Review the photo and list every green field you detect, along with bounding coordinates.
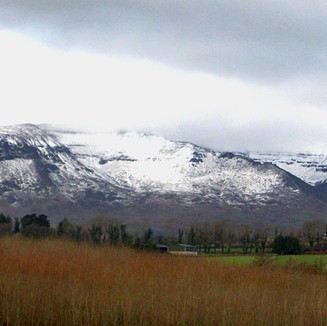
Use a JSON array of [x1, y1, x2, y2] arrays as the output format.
[[207, 254, 327, 269]]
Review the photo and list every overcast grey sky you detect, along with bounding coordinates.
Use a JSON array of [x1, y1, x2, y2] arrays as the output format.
[[0, 0, 326, 152]]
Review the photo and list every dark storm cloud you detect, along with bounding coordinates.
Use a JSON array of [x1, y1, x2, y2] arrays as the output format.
[[0, 0, 326, 82]]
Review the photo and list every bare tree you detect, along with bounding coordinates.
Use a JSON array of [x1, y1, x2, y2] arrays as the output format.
[[196, 223, 214, 253], [212, 220, 228, 253], [226, 222, 236, 253], [302, 219, 326, 251], [106, 224, 120, 246], [253, 223, 270, 253], [88, 224, 103, 245], [239, 224, 251, 254], [178, 228, 184, 244], [187, 226, 197, 246]]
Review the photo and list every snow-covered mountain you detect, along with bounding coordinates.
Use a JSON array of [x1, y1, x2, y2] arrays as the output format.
[[48, 126, 313, 205], [249, 152, 327, 186], [0, 124, 99, 196], [0, 124, 134, 216], [0, 124, 325, 228]]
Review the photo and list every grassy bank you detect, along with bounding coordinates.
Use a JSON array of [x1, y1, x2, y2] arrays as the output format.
[[208, 253, 327, 269], [0, 236, 327, 325]]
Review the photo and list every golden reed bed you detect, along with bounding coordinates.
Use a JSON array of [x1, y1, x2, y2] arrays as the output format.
[[0, 237, 326, 325]]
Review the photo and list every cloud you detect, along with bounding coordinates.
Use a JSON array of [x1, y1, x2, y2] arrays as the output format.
[[0, 1, 326, 153], [0, 0, 326, 83]]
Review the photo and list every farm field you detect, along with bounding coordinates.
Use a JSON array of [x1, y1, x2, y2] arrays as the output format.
[[207, 253, 327, 269], [1, 236, 327, 325]]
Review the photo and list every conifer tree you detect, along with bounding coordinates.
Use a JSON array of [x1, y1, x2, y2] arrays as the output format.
[[14, 218, 20, 233]]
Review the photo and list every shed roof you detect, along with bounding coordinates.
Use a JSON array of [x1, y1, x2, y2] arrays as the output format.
[[169, 244, 197, 252]]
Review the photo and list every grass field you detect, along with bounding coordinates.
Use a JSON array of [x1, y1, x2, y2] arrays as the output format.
[[1, 236, 327, 325], [207, 253, 327, 269]]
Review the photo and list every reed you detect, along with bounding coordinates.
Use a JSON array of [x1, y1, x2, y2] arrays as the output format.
[[0, 236, 326, 325]]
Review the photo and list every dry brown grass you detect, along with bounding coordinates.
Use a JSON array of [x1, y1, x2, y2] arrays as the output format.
[[0, 236, 327, 325]]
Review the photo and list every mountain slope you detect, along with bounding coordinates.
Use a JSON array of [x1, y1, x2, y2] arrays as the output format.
[[50, 127, 314, 206], [0, 124, 133, 216], [249, 152, 327, 186]]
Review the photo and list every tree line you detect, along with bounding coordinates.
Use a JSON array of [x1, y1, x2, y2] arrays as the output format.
[[178, 219, 327, 254], [0, 212, 326, 254], [0, 213, 155, 250]]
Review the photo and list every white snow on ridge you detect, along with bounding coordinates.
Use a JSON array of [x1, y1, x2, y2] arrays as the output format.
[[51, 129, 178, 159], [0, 124, 59, 147], [0, 124, 317, 207], [48, 127, 293, 204], [0, 124, 117, 199], [0, 158, 39, 190], [249, 152, 327, 186]]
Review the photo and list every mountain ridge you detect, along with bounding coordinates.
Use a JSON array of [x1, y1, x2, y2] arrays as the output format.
[[0, 123, 326, 230]]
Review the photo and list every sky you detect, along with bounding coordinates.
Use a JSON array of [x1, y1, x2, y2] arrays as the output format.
[[0, 0, 326, 153]]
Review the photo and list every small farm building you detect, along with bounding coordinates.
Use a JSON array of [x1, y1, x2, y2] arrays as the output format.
[[155, 244, 169, 253], [169, 244, 198, 255]]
